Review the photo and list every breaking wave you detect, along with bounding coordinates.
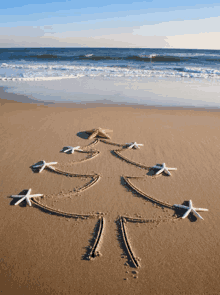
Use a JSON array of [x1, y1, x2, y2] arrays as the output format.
[[0, 62, 220, 81]]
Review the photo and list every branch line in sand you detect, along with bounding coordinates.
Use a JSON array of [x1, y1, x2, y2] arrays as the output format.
[[88, 216, 105, 260], [86, 139, 99, 148], [119, 217, 139, 268], [29, 165, 102, 217], [98, 138, 153, 170], [32, 197, 97, 219], [113, 150, 151, 170], [122, 215, 178, 225], [123, 176, 174, 210], [123, 216, 162, 224], [59, 139, 100, 165], [63, 150, 100, 164], [99, 139, 125, 147], [45, 166, 101, 193], [48, 167, 97, 178]]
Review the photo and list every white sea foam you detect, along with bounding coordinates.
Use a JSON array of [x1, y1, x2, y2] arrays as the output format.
[[0, 62, 220, 81], [85, 54, 94, 57]]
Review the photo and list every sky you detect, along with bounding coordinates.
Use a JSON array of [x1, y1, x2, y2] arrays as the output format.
[[0, 0, 220, 49]]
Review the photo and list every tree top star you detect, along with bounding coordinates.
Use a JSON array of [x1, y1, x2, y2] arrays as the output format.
[[86, 128, 113, 140]]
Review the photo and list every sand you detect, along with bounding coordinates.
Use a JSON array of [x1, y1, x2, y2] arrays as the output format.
[[0, 93, 220, 295]]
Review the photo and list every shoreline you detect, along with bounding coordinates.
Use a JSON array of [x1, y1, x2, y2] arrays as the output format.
[[1, 86, 220, 113], [1, 75, 220, 109]]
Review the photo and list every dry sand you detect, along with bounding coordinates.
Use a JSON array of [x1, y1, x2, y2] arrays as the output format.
[[0, 94, 220, 295]]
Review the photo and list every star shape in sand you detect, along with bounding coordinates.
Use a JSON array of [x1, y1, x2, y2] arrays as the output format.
[[32, 160, 57, 173], [151, 163, 177, 176], [86, 128, 113, 140], [126, 142, 144, 149], [11, 189, 43, 206], [61, 146, 82, 154], [174, 200, 208, 220]]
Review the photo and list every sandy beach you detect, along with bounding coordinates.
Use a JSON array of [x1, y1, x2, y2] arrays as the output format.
[[0, 88, 220, 295]]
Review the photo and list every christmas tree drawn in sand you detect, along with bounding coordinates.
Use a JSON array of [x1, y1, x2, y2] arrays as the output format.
[[10, 128, 209, 269]]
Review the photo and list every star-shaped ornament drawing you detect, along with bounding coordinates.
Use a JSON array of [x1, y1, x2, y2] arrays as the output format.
[[151, 163, 177, 176], [60, 146, 82, 154], [126, 142, 144, 149], [174, 200, 208, 220], [11, 189, 43, 206], [32, 160, 57, 173], [86, 127, 113, 139]]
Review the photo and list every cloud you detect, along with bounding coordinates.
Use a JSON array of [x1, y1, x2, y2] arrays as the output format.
[[0, 26, 45, 37], [0, 24, 168, 48], [0, 33, 169, 48], [133, 16, 220, 36], [0, 33, 168, 48], [0, 16, 219, 49], [165, 32, 220, 49]]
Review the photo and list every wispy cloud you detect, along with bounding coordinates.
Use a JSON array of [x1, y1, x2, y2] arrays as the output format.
[[0, 1, 220, 48]]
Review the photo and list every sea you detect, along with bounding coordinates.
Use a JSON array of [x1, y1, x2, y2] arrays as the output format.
[[1, 48, 220, 81], [0, 48, 220, 107]]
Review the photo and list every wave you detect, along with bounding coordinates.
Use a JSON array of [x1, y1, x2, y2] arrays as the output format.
[[29, 54, 58, 59], [0, 74, 85, 81], [77, 54, 184, 62], [0, 53, 200, 63], [84, 54, 94, 57], [1, 54, 220, 65], [0, 62, 220, 81], [1, 48, 220, 63]]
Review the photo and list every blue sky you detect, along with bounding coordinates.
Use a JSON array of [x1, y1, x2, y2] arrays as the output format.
[[0, 0, 220, 48]]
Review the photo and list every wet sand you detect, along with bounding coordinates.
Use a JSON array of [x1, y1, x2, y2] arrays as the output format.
[[0, 92, 220, 295]]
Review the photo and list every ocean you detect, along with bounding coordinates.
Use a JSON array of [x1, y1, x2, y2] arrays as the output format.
[[1, 48, 220, 81], [0, 48, 220, 107]]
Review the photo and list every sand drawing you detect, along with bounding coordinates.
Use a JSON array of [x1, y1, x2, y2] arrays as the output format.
[[32, 197, 96, 219], [10, 127, 209, 269], [118, 217, 139, 268], [117, 214, 180, 269], [113, 149, 152, 170], [99, 138, 124, 147], [85, 138, 99, 148], [60, 141, 100, 164], [123, 176, 174, 209], [88, 216, 105, 259], [32, 163, 101, 193]]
